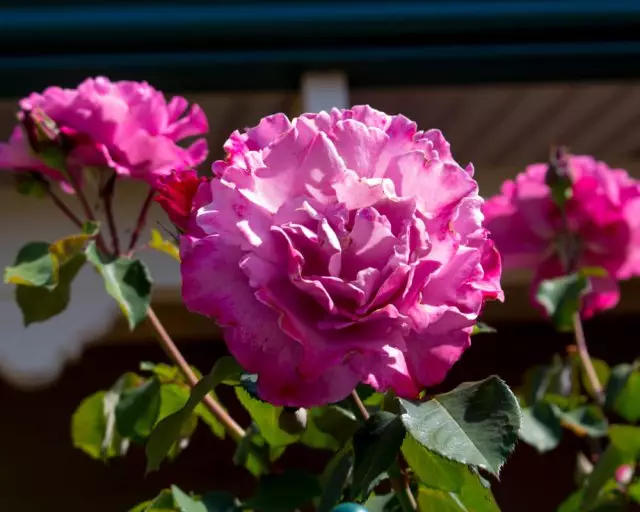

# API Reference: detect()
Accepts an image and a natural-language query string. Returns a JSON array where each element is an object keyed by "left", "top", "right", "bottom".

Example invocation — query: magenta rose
[
  {"left": 0, "top": 76, "right": 208, "bottom": 188},
  {"left": 181, "top": 106, "right": 502, "bottom": 407},
  {"left": 484, "top": 156, "right": 640, "bottom": 317}
]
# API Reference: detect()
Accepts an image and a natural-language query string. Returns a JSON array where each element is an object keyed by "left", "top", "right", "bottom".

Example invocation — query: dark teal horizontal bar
[
  {"left": 1, "top": 1, "right": 640, "bottom": 46},
  {"left": 1, "top": 41, "right": 640, "bottom": 97}
]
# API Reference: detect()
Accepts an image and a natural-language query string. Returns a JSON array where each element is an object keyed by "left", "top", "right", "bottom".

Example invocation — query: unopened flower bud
[
  {"left": 615, "top": 464, "right": 634, "bottom": 487},
  {"left": 20, "top": 108, "right": 60, "bottom": 155},
  {"left": 278, "top": 407, "right": 308, "bottom": 435}
]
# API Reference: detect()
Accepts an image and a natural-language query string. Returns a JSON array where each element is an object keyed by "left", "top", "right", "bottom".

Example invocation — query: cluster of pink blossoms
[
  {"left": 0, "top": 76, "right": 208, "bottom": 188},
  {"left": 173, "top": 106, "right": 503, "bottom": 406},
  {"left": 484, "top": 156, "right": 640, "bottom": 317}
]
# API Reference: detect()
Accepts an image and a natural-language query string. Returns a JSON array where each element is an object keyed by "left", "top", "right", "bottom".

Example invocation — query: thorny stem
[
  {"left": 146, "top": 306, "right": 246, "bottom": 442},
  {"left": 128, "top": 189, "right": 155, "bottom": 255},
  {"left": 350, "top": 390, "right": 417, "bottom": 511},
  {"left": 102, "top": 173, "right": 121, "bottom": 256},
  {"left": 573, "top": 313, "right": 605, "bottom": 405}
]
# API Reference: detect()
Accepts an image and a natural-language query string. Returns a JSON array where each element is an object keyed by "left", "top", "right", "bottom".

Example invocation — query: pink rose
[
  {"left": 484, "top": 156, "right": 640, "bottom": 317},
  {"left": 0, "top": 76, "right": 208, "bottom": 187},
  {"left": 181, "top": 106, "right": 502, "bottom": 407}
]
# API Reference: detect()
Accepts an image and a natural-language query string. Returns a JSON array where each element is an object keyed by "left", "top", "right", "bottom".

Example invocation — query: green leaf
[
  {"left": 535, "top": 273, "right": 589, "bottom": 331},
  {"left": 350, "top": 411, "right": 406, "bottom": 500},
  {"left": 580, "top": 359, "right": 611, "bottom": 400},
  {"left": 402, "top": 436, "right": 499, "bottom": 512},
  {"left": 172, "top": 486, "right": 207, "bottom": 512},
  {"left": 71, "top": 391, "right": 120, "bottom": 460},
  {"left": 582, "top": 445, "right": 634, "bottom": 506},
  {"left": 85, "top": 241, "right": 152, "bottom": 330},
  {"left": 115, "top": 377, "right": 162, "bottom": 442},
  {"left": 318, "top": 448, "right": 354, "bottom": 512},
  {"left": 158, "top": 384, "right": 198, "bottom": 460},
  {"left": 141, "top": 362, "right": 182, "bottom": 382},
  {"left": 471, "top": 322, "right": 497, "bottom": 335},
  {"left": 150, "top": 228, "right": 180, "bottom": 261},
  {"left": 417, "top": 486, "right": 468, "bottom": 512},
  {"left": 604, "top": 363, "right": 633, "bottom": 411},
  {"left": 519, "top": 402, "right": 562, "bottom": 453},
  {"left": 609, "top": 425, "right": 640, "bottom": 458},
  {"left": 235, "top": 388, "right": 300, "bottom": 447},
  {"left": 629, "top": 481, "right": 640, "bottom": 504},
  {"left": 559, "top": 405, "right": 608, "bottom": 438},
  {"left": 5, "top": 241, "right": 56, "bottom": 287},
  {"left": 146, "top": 357, "right": 238, "bottom": 472},
  {"left": 399, "top": 376, "right": 521, "bottom": 475},
  {"left": 200, "top": 492, "right": 241, "bottom": 512},
  {"left": 129, "top": 489, "right": 176, "bottom": 512},
  {"left": 16, "top": 253, "right": 85, "bottom": 325},
  {"left": 14, "top": 173, "right": 48, "bottom": 198},
  {"left": 613, "top": 370, "right": 640, "bottom": 423},
  {"left": 244, "top": 470, "right": 321, "bottom": 512},
  {"left": 557, "top": 490, "right": 584, "bottom": 512},
  {"left": 310, "top": 405, "right": 359, "bottom": 444}
]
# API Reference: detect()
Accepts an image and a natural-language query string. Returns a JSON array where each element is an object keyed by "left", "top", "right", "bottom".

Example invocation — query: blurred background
[{"left": 1, "top": 1, "right": 640, "bottom": 510}]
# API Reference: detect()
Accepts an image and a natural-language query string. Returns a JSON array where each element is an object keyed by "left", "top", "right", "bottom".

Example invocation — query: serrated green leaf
[
  {"left": 244, "top": 470, "right": 321, "bottom": 512},
  {"left": 580, "top": 359, "right": 610, "bottom": 401},
  {"left": 519, "top": 402, "right": 563, "bottom": 453},
  {"left": 150, "top": 228, "right": 180, "bottom": 261},
  {"left": 310, "top": 405, "right": 359, "bottom": 444},
  {"left": 235, "top": 387, "right": 299, "bottom": 447},
  {"left": 559, "top": 405, "right": 608, "bottom": 438},
  {"left": 115, "top": 377, "right": 162, "bottom": 442},
  {"left": 86, "top": 242, "right": 152, "bottom": 330},
  {"left": 350, "top": 411, "right": 406, "bottom": 500},
  {"left": 417, "top": 486, "right": 468, "bottom": 512},
  {"left": 535, "top": 273, "right": 589, "bottom": 331},
  {"left": 129, "top": 489, "right": 176, "bottom": 512},
  {"left": 318, "top": 447, "right": 354, "bottom": 512},
  {"left": 16, "top": 253, "right": 85, "bottom": 325},
  {"left": 402, "top": 436, "right": 499, "bottom": 512},
  {"left": 613, "top": 371, "right": 640, "bottom": 423},
  {"left": 172, "top": 486, "right": 207, "bottom": 512},
  {"left": 5, "top": 241, "right": 56, "bottom": 287},
  {"left": 145, "top": 357, "right": 238, "bottom": 472},
  {"left": 399, "top": 376, "right": 521, "bottom": 475}
]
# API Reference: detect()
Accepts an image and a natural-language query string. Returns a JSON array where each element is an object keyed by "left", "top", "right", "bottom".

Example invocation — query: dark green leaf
[
  {"left": 300, "top": 408, "right": 342, "bottom": 451},
  {"left": 71, "top": 391, "right": 120, "bottom": 460},
  {"left": 278, "top": 408, "right": 308, "bottom": 435},
  {"left": 559, "top": 405, "right": 608, "bottom": 438},
  {"left": 200, "top": 492, "right": 241, "bottom": 512},
  {"left": 582, "top": 444, "right": 634, "bottom": 506},
  {"left": 239, "top": 373, "right": 260, "bottom": 399},
  {"left": 402, "top": 436, "right": 499, "bottom": 512},
  {"left": 609, "top": 425, "right": 640, "bottom": 458},
  {"left": 613, "top": 370, "right": 640, "bottom": 423},
  {"left": 235, "top": 388, "right": 299, "bottom": 446},
  {"left": 519, "top": 402, "right": 563, "bottom": 453},
  {"left": 580, "top": 359, "right": 611, "bottom": 400},
  {"left": 350, "top": 411, "right": 406, "bottom": 500},
  {"left": 312, "top": 405, "right": 359, "bottom": 443},
  {"left": 5, "top": 241, "right": 55, "bottom": 287},
  {"left": 146, "top": 358, "right": 236, "bottom": 472},
  {"left": 244, "top": 470, "right": 321, "bottom": 512},
  {"left": 115, "top": 378, "right": 162, "bottom": 442},
  {"left": 417, "top": 486, "right": 467, "bottom": 512},
  {"left": 129, "top": 489, "right": 176, "bottom": 512},
  {"left": 399, "top": 376, "right": 521, "bottom": 475},
  {"left": 604, "top": 363, "right": 633, "bottom": 411},
  {"left": 16, "top": 253, "right": 85, "bottom": 325},
  {"left": 85, "top": 242, "right": 152, "bottom": 330},
  {"left": 557, "top": 490, "right": 584, "bottom": 512},
  {"left": 141, "top": 362, "right": 181, "bottom": 382},
  {"left": 158, "top": 384, "right": 197, "bottom": 460},
  {"left": 535, "top": 273, "right": 589, "bottom": 331},
  {"left": 318, "top": 448, "right": 354, "bottom": 512},
  {"left": 14, "top": 173, "right": 47, "bottom": 198},
  {"left": 629, "top": 481, "right": 640, "bottom": 504}
]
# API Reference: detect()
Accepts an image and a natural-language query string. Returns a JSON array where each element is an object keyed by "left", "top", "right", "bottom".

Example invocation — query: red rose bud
[
  {"left": 155, "top": 169, "right": 206, "bottom": 231},
  {"left": 20, "top": 108, "right": 60, "bottom": 155}
]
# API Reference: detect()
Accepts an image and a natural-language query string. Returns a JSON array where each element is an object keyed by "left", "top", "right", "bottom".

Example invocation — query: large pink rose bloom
[
  {"left": 182, "top": 106, "right": 502, "bottom": 406},
  {"left": 0, "top": 76, "right": 208, "bottom": 187},
  {"left": 484, "top": 156, "right": 640, "bottom": 317}
]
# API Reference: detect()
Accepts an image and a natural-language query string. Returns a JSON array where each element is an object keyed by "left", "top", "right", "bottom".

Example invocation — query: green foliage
[
  {"left": 14, "top": 173, "right": 48, "bottom": 198},
  {"left": 244, "top": 470, "right": 321, "bottom": 512},
  {"left": 559, "top": 405, "right": 608, "bottom": 438},
  {"left": 402, "top": 436, "right": 499, "bottom": 512},
  {"left": 611, "top": 369, "right": 640, "bottom": 423},
  {"left": 399, "top": 376, "right": 521, "bottom": 475},
  {"left": 318, "top": 448, "right": 355, "bottom": 512},
  {"left": 471, "top": 322, "right": 497, "bottom": 335},
  {"left": 580, "top": 359, "right": 611, "bottom": 401},
  {"left": 85, "top": 241, "right": 152, "bottom": 330},
  {"left": 130, "top": 487, "right": 240, "bottom": 512},
  {"left": 4, "top": 241, "right": 56, "bottom": 287},
  {"left": 350, "top": 412, "right": 406, "bottom": 500},
  {"left": 535, "top": 273, "right": 589, "bottom": 332},
  {"left": 116, "top": 378, "right": 162, "bottom": 442},
  {"left": 519, "top": 402, "right": 563, "bottom": 453}
]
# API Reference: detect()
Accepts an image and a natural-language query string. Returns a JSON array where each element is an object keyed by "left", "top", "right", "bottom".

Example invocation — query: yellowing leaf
[{"left": 150, "top": 229, "right": 180, "bottom": 261}]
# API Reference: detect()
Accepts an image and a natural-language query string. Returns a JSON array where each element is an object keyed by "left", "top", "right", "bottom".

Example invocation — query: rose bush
[
  {"left": 171, "top": 106, "right": 503, "bottom": 407},
  {"left": 484, "top": 155, "right": 640, "bottom": 317},
  {"left": 0, "top": 76, "right": 208, "bottom": 188}
]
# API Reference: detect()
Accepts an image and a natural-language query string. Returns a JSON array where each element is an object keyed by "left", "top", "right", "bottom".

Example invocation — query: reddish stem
[
  {"left": 128, "top": 189, "right": 155, "bottom": 254},
  {"left": 102, "top": 173, "right": 121, "bottom": 256}
]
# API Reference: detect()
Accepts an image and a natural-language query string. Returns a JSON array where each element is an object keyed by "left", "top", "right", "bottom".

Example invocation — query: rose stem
[
  {"left": 127, "top": 188, "right": 155, "bottom": 255},
  {"left": 573, "top": 313, "right": 605, "bottom": 404},
  {"left": 102, "top": 173, "right": 121, "bottom": 256},
  {"left": 350, "top": 390, "right": 417, "bottom": 511}
]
